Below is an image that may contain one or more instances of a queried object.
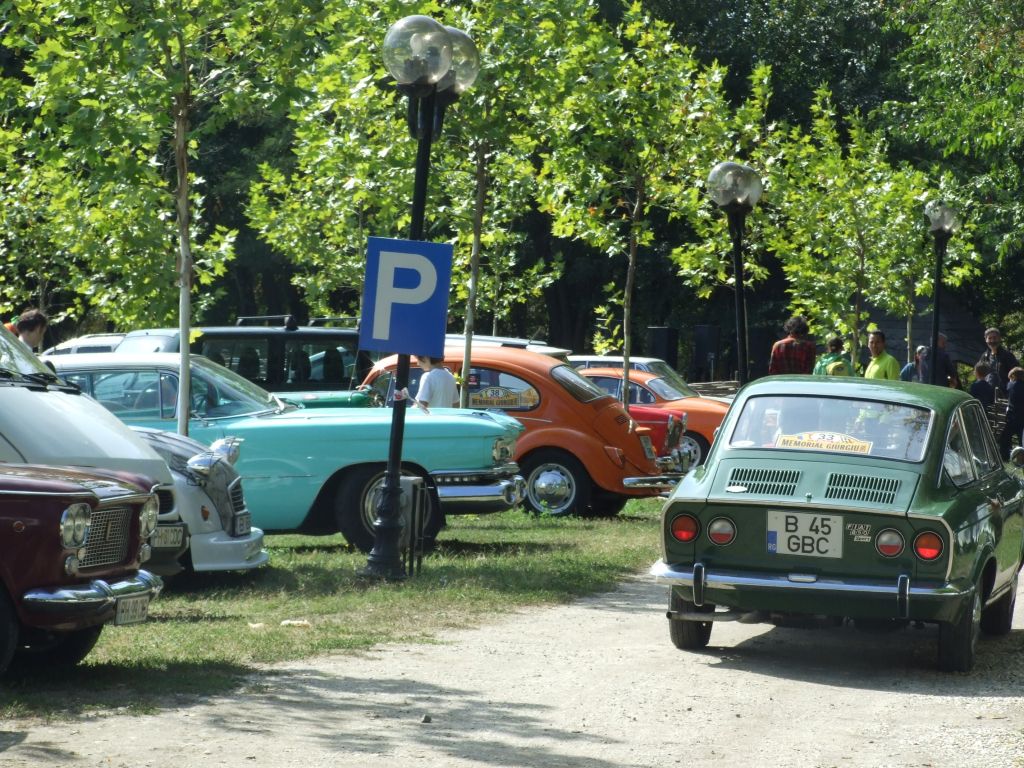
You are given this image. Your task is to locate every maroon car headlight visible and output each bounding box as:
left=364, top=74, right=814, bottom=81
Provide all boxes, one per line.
left=139, top=495, right=159, bottom=540
left=60, top=503, right=92, bottom=548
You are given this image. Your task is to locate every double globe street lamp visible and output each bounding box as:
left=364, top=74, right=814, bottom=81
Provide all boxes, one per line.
left=924, top=200, right=960, bottom=386
left=706, top=162, right=763, bottom=386
left=361, top=17, right=479, bottom=580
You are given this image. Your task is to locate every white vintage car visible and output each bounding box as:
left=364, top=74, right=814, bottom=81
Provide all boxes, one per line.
left=132, top=429, right=268, bottom=575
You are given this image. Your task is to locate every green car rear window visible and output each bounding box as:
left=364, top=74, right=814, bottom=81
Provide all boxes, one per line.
left=728, top=394, right=933, bottom=462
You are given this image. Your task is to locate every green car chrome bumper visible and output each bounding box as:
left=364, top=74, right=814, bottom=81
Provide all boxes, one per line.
left=650, top=559, right=972, bottom=624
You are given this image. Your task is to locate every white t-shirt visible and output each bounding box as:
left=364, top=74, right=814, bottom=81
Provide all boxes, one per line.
left=416, top=366, right=459, bottom=408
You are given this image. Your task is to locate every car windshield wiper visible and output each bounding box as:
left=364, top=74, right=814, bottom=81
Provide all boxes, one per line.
left=22, top=370, right=59, bottom=384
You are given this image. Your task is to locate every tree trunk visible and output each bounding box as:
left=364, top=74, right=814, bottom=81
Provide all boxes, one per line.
left=461, top=137, right=489, bottom=407
left=172, top=38, right=192, bottom=436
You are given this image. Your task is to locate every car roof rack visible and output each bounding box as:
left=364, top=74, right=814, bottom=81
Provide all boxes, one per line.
left=308, top=316, right=359, bottom=329
left=235, top=315, right=300, bottom=330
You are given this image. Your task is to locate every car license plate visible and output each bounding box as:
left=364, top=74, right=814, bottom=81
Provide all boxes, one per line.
left=232, top=512, right=252, bottom=537
left=114, top=594, right=150, bottom=625
left=766, top=511, right=843, bottom=558
left=152, top=525, right=184, bottom=549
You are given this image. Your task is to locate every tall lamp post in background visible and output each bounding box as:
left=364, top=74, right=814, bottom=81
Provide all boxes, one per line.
left=706, top=162, right=762, bottom=386
left=362, top=16, right=479, bottom=580
left=924, top=200, right=959, bottom=386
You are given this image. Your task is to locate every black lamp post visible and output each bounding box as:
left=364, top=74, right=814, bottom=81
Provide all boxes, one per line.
left=361, top=16, right=479, bottom=580
left=706, top=162, right=762, bottom=385
left=924, top=200, right=959, bottom=386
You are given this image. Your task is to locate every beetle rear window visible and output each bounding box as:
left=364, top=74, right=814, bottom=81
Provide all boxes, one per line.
left=551, top=364, right=609, bottom=403
left=728, top=395, right=932, bottom=462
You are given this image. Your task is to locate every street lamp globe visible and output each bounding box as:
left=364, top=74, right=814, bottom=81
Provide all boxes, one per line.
left=924, top=200, right=960, bottom=235
left=706, top=162, right=763, bottom=210
left=438, top=27, right=480, bottom=94
left=382, top=15, right=453, bottom=86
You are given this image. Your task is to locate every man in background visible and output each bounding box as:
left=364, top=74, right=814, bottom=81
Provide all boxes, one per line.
left=864, top=330, right=900, bottom=380
left=978, top=327, right=1018, bottom=397
left=769, top=316, right=815, bottom=375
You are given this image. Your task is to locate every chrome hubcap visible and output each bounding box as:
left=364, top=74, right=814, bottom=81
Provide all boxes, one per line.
left=528, top=464, right=574, bottom=514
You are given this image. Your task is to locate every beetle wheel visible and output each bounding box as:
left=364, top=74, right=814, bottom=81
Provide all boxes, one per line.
left=519, top=450, right=592, bottom=517
left=334, top=465, right=441, bottom=553
left=938, top=575, right=983, bottom=672
left=669, top=588, right=714, bottom=650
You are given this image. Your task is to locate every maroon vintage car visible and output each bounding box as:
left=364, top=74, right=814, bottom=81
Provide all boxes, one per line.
left=0, top=464, right=163, bottom=675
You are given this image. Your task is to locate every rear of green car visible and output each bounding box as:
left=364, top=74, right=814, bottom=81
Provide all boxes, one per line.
left=651, top=377, right=1024, bottom=671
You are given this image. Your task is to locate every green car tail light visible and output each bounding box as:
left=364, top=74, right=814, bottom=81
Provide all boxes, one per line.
left=707, top=517, right=736, bottom=546
left=913, top=531, right=944, bottom=561
left=670, top=513, right=700, bottom=543
left=874, top=529, right=905, bottom=558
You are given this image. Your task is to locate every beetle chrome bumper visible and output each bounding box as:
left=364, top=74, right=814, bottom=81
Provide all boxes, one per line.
left=434, top=474, right=527, bottom=515
left=623, top=474, right=684, bottom=492
left=21, top=570, right=164, bottom=623
left=650, top=559, right=971, bottom=623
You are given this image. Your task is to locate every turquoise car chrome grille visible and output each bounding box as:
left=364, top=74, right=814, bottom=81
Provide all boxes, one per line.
left=726, top=467, right=800, bottom=495
left=824, top=473, right=900, bottom=505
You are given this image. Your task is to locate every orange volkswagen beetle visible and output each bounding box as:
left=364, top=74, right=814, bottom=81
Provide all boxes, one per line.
left=578, top=367, right=729, bottom=466
left=363, top=347, right=682, bottom=517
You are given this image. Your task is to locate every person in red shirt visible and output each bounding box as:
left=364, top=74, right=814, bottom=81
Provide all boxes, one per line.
left=768, top=315, right=816, bottom=375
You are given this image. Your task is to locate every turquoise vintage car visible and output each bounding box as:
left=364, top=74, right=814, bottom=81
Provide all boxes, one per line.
left=651, top=376, right=1024, bottom=672
left=47, top=353, right=526, bottom=552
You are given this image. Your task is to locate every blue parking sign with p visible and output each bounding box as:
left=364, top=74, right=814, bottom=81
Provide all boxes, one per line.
left=360, top=237, right=453, bottom=357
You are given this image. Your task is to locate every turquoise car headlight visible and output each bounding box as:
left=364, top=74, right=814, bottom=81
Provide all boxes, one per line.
left=139, top=495, right=159, bottom=539
left=60, top=503, right=92, bottom=548
left=492, top=438, right=515, bottom=464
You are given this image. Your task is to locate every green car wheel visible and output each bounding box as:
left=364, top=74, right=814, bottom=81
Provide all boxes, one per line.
left=938, top=576, right=983, bottom=672
left=669, top=588, right=714, bottom=650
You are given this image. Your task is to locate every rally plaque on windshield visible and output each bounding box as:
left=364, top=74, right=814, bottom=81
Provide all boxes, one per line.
left=774, top=432, right=871, bottom=455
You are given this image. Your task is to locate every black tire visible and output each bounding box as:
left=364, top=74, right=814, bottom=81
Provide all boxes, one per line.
left=15, top=626, right=103, bottom=670
left=520, top=450, right=592, bottom=517
left=585, top=493, right=628, bottom=518
left=981, top=576, right=1016, bottom=636
left=938, top=576, right=983, bottom=672
left=0, top=591, right=17, bottom=676
left=669, top=588, right=714, bottom=650
left=680, top=433, right=710, bottom=468
left=334, top=465, right=442, bottom=553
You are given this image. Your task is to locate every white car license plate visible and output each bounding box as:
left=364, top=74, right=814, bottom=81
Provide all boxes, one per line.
left=152, top=525, right=184, bottom=549
left=640, top=435, right=656, bottom=461
left=766, top=511, right=843, bottom=558
left=114, top=594, right=150, bottom=625
left=232, top=512, right=252, bottom=537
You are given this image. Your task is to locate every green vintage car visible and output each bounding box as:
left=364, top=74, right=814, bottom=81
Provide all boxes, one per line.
left=46, top=353, right=526, bottom=552
left=651, top=376, right=1024, bottom=672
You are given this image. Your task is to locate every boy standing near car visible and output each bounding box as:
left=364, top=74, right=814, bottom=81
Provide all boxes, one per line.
left=413, top=356, right=459, bottom=412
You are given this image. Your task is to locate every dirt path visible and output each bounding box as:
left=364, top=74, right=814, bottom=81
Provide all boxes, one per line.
left=3, top=575, right=1024, bottom=768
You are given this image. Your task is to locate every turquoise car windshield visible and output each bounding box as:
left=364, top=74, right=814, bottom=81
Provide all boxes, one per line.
left=192, top=356, right=281, bottom=417
left=728, top=394, right=933, bottom=462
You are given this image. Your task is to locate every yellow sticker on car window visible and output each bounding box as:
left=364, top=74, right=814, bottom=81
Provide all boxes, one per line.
left=775, top=431, right=872, bottom=454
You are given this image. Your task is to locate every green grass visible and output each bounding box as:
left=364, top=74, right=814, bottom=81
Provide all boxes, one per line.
left=0, top=499, right=663, bottom=718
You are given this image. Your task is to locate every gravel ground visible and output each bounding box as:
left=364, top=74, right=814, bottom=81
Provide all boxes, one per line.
left=2, top=574, right=1024, bottom=768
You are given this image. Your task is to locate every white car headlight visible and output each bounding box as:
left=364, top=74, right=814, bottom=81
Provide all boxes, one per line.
left=139, top=495, right=159, bottom=539
left=60, top=503, right=92, bottom=548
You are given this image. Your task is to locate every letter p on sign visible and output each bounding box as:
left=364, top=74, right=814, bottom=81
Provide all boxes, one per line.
left=359, top=237, right=453, bottom=357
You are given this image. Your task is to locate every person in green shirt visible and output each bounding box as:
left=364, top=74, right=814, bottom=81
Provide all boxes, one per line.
left=813, top=336, right=854, bottom=376
left=864, top=330, right=901, bottom=380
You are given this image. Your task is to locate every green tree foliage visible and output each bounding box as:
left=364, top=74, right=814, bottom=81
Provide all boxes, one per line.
left=768, top=91, right=979, bottom=361
left=538, top=2, right=754, bottom=383
left=886, top=0, right=1024, bottom=339
left=0, top=0, right=325, bottom=326
left=248, top=0, right=573, bottom=325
